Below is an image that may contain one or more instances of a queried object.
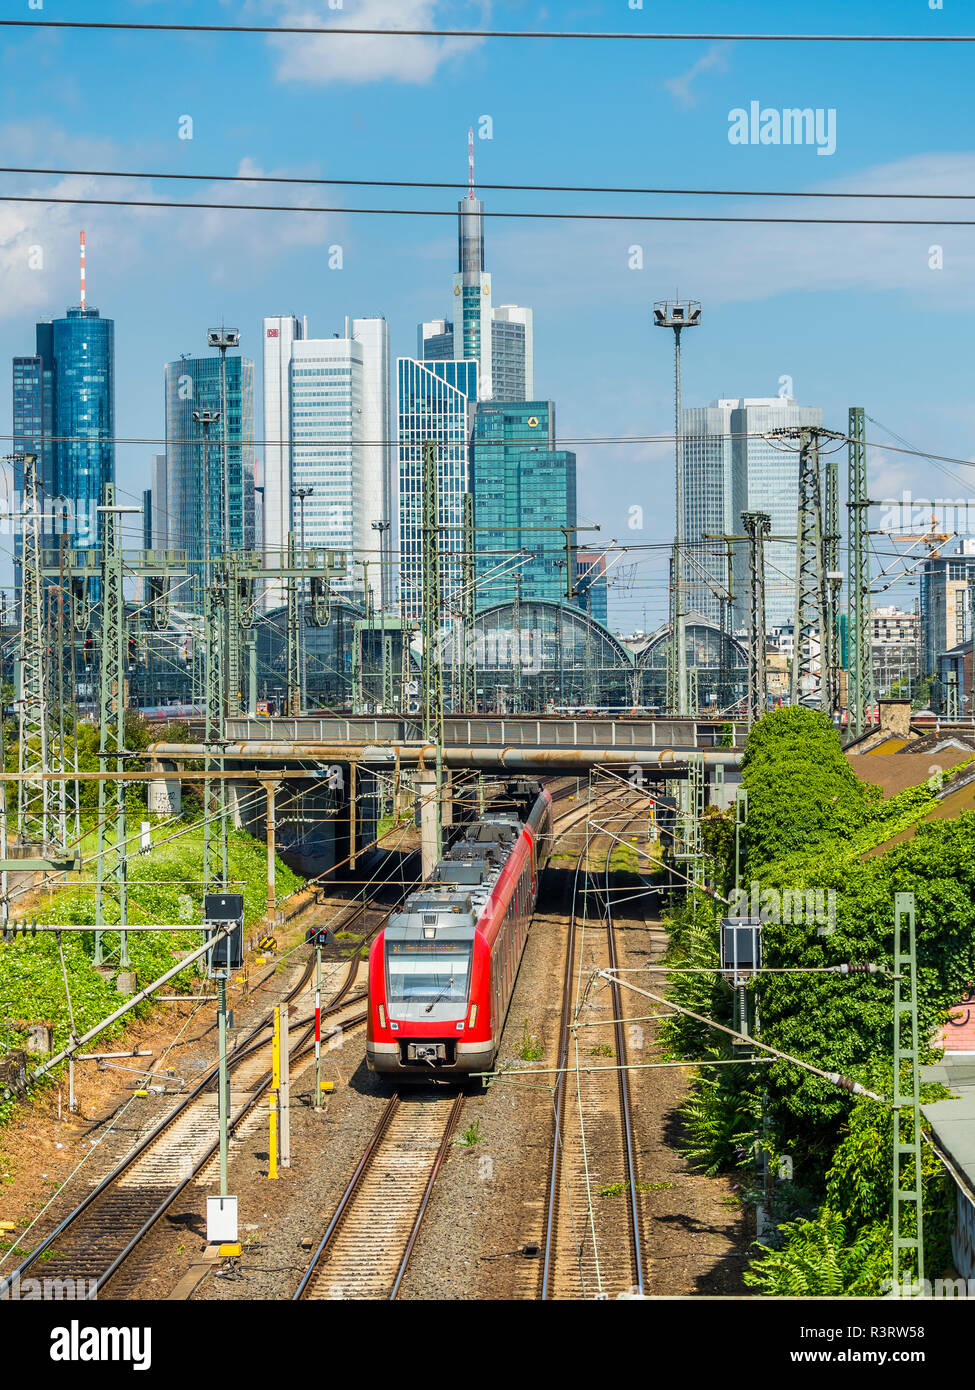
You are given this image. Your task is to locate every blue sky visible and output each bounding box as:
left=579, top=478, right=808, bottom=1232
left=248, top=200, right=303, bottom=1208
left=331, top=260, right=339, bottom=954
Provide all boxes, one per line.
left=1, top=0, right=973, bottom=628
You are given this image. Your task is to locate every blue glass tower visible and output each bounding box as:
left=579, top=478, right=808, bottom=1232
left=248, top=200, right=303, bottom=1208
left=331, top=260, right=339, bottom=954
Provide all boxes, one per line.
left=13, top=310, right=113, bottom=553
left=52, top=307, right=115, bottom=550
left=164, top=354, right=256, bottom=589
left=471, top=401, right=577, bottom=608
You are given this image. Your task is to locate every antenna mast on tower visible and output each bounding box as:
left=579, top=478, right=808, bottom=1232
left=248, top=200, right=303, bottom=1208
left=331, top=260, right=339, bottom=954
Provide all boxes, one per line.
left=468, top=126, right=475, bottom=196
left=80, top=230, right=86, bottom=310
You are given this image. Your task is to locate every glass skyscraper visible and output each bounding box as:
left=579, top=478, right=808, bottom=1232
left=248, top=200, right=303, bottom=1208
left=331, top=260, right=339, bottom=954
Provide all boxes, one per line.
left=164, top=353, right=256, bottom=589
left=13, top=308, right=114, bottom=553
left=728, top=397, right=823, bottom=629
left=417, top=144, right=533, bottom=404
left=397, top=357, right=478, bottom=622
left=53, top=308, right=114, bottom=550
left=471, top=401, right=576, bottom=608
left=681, top=401, right=736, bottom=626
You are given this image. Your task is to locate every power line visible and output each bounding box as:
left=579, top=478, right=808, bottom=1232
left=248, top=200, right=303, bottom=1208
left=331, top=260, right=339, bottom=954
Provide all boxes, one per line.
left=2, top=21, right=974, bottom=41
left=2, top=164, right=971, bottom=202
left=4, top=190, right=975, bottom=227
left=3, top=431, right=974, bottom=469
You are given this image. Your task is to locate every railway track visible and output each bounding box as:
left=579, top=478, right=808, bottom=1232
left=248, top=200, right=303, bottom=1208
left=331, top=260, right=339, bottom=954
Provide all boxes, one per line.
left=539, top=800, right=648, bottom=1300
left=0, top=853, right=422, bottom=1301
left=294, top=1089, right=466, bottom=1301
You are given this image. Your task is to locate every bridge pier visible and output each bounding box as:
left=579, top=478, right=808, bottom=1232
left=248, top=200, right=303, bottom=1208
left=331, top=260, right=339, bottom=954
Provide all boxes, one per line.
left=416, top=770, right=441, bottom=880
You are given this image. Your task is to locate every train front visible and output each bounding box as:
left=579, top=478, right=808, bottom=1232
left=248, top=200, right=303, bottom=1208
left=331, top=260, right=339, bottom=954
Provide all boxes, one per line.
left=366, top=889, right=492, bottom=1079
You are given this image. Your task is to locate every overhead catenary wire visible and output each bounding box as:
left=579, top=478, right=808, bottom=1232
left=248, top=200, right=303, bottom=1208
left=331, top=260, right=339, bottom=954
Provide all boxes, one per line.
left=3, top=163, right=974, bottom=203
left=3, top=190, right=975, bottom=227
left=3, top=20, right=974, bottom=41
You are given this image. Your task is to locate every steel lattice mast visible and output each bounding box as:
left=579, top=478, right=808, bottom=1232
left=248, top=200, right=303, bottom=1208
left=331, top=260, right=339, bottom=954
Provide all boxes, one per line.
left=203, top=575, right=227, bottom=890
left=462, top=492, right=476, bottom=713
left=788, top=429, right=828, bottom=709
left=823, top=453, right=842, bottom=717
left=742, top=511, right=771, bottom=724
left=847, top=407, right=874, bottom=737
left=94, top=484, right=129, bottom=967
left=16, top=452, right=50, bottom=848
left=420, top=440, right=445, bottom=746
left=286, top=532, right=300, bottom=717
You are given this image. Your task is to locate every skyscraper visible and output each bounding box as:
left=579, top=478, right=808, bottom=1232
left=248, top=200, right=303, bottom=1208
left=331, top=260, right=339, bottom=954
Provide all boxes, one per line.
left=53, top=305, right=115, bottom=550
left=491, top=306, right=534, bottom=402
left=149, top=454, right=168, bottom=548
left=418, top=134, right=535, bottom=404
left=262, top=313, right=303, bottom=605
left=681, top=396, right=822, bottom=631
left=397, top=357, right=478, bottom=622
left=261, top=315, right=391, bottom=609
left=164, top=351, right=256, bottom=588
left=729, top=397, right=823, bottom=629
left=471, top=400, right=576, bottom=607
left=13, top=242, right=115, bottom=557
left=681, top=401, right=737, bottom=625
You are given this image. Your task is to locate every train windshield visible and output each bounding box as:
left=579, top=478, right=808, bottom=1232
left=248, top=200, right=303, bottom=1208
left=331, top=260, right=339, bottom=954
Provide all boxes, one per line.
left=386, top=940, right=473, bottom=1004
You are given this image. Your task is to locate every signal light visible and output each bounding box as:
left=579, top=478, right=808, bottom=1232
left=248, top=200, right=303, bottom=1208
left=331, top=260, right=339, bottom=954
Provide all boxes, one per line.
left=305, top=926, right=329, bottom=948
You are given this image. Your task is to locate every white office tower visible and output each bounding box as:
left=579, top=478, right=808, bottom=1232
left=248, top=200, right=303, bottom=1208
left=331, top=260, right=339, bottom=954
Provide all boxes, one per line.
left=262, top=314, right=391, bottom=610
left=350, top=317, right=392, bottom=612
left=681, top=401, right=737, bottom=626
left=491, top=305, right=534, bottom=401
left=290, top=333, right=363, bottom=596
left=262, top=314, right=303, bottom=608
left=150, top=453, right=168, bottom=548
left=729, top=397, right=824, bottom=629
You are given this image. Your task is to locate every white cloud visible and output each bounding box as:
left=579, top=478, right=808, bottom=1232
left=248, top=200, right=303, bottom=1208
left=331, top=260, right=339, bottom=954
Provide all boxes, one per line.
left=263, top=0, right=487, bottom=86
left=0, top=126, right=342, bottom=315
left=481, top=151, right=975, bottom=312
left=664, top=43, right=730, bottom=108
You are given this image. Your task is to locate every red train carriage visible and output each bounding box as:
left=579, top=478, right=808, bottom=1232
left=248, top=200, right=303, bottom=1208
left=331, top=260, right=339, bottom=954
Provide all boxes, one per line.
left=367, top=785, right=552, bottom=1079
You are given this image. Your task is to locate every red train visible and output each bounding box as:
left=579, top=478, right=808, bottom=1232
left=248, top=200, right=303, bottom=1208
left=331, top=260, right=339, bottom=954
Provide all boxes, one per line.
left=366, top=783, right=553, bottom=1079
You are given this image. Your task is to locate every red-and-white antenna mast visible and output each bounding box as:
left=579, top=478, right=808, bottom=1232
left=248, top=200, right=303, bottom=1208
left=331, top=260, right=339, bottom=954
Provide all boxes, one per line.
left=80, top=230, right=86, bottom=310
left=468, top=125, right=475, bottom=197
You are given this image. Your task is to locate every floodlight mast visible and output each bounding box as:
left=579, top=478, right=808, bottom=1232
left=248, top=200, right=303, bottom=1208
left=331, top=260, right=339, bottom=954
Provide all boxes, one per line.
left=654, top=299, right=701, bottom=717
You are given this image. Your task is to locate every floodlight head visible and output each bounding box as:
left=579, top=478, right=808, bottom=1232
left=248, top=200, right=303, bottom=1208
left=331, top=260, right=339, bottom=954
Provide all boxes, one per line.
left=207, top=329, right=240, bottom=349
left=653, top=299, right=702, bottom=330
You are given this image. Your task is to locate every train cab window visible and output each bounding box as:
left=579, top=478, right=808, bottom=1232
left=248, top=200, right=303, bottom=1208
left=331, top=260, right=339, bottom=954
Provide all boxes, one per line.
left=386, top=941, right=473, bottom=1003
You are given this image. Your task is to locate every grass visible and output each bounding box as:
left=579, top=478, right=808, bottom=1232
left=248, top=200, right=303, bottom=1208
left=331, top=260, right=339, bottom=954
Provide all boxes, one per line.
left=459, top=1119, right=484, bottom=1147
left=598, top=1180, right=675, bottom=1197
left=0, top=816, right=306, bottom=1126
left=588, top=1043, right=614, bottom=1058
left=517, top=1020, right=544, bottom=1062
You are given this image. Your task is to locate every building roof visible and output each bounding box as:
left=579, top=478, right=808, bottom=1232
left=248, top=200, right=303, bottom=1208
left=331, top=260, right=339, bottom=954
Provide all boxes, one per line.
left=922, top=1059, right=975, bottom=1204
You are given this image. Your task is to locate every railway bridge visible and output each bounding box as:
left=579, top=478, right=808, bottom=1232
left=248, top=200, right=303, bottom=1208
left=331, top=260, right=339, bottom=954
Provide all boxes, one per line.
left=148, top=714, right=745, bottom=882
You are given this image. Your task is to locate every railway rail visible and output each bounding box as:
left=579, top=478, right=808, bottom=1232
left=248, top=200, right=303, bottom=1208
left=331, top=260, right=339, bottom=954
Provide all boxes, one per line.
left=293, top=1089, right=465, bottom=1301
left=0, top=852, right=422, bottom=1301
left=539, top=799, right=650, bottom=1299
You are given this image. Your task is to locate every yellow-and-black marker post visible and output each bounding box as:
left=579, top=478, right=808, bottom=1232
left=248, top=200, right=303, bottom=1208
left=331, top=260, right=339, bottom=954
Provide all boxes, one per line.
left=269, top=1007, right=280, bottom=1180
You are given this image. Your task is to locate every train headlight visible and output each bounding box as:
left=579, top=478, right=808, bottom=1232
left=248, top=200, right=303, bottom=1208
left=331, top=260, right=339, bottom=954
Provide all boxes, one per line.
left=378, top=1004, right=387, bottom=1029
left=468, top=1004, right=477, bottom=1029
